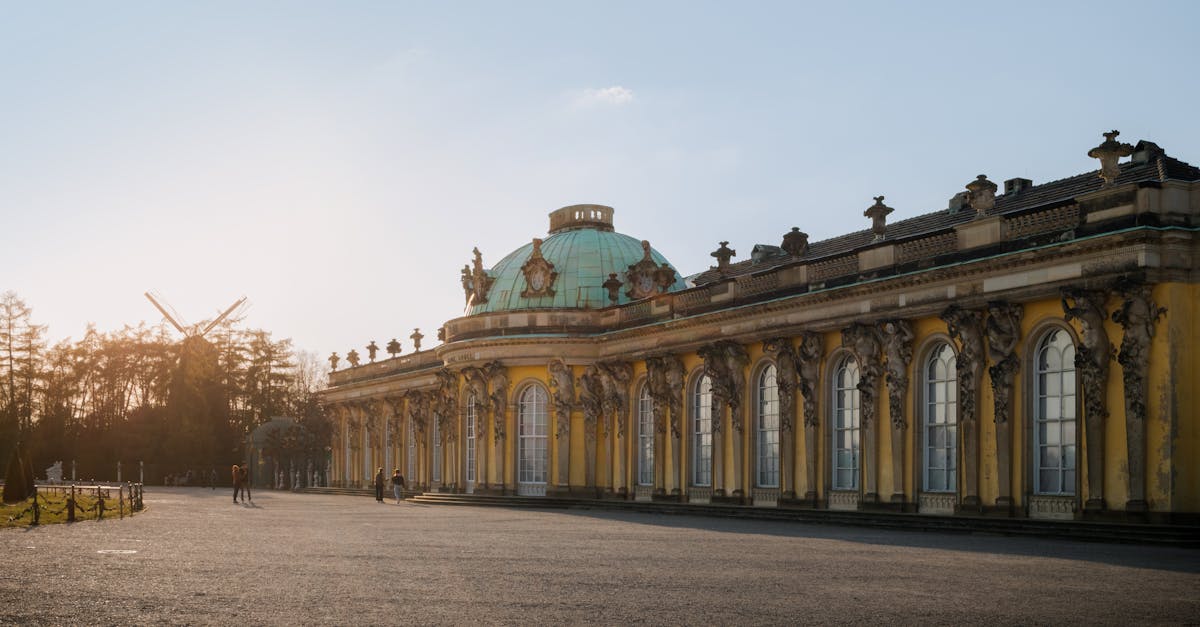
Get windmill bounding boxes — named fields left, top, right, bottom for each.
left=144, top=291, right=249, bottom=468
left=144, top=291, right=247, bottom=340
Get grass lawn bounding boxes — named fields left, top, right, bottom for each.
left=1, top=490, right=141, bottom=528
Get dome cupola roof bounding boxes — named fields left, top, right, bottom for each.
left=467, top=205, right=686, bottom=315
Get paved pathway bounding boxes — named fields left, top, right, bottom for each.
left=2, top=488, right=1197, bottom=625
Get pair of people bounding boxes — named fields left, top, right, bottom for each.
left=374, top=467, right=406, bottom=504
left=232, top=464, right=251, bottom=503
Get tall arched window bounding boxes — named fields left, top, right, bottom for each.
left=756, top=364, right=780, bottom=488
left=432, top=414, right=442, bottom=483
left=518, top=385, right=549, bottom=488
left=406, top=419, right=415, bottom=480
left=465, top=394, right=477, bottom=483
left=923, top=343, right=957, bottom=493
left=691, top=375, right=713, bottom=486
left=1034, top=329, right=1077, bottom=495
left=832, top=357, right=861, bottom=491
left=637, top=384, right=654, bottom=486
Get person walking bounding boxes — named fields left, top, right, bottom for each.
left=374, top=467, right=385, bottom=503
left=391, top=469, right=406, bottom=504
left=210, top=468, right=217, bottom=490
left=239, top=464, right=252, bottom=502
left=231, top=464, right=242, bottom=503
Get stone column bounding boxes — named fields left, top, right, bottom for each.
left=879, top=321, right=913, bottom=505
left=797, top=333, right=823, bottom=505
left=985, top=303, right=1022, bottom=511
left=942, top=305, right=985, bottom=510
left=844, top=323, right=883, bottom=504
left=1111, top=280, right=1166, bottom=513
left=1062, top=288, right=1112, bottom=511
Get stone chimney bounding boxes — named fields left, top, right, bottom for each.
left=1004, top=178, right=1033, bottom=195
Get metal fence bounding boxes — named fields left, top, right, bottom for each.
left=2, top=483, right=144, bottom=526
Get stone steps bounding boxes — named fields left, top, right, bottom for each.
left=301, top=488, right=1199, bottom=547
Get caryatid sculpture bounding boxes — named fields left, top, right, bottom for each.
left=1061, top=286, right=1111, bottom=510
left=941, top=304, right=985, bottom=508
left=797, top=332, right=823, bottom=502
left=879, top=320, right=913, bottom=504
left=842, top=322, right=883, bottom=502
left=1110, top=277, right=1166, bottom=511
left=985, top=301, right=1022, bottom=508
left=763, top=337, right=799, bottom=499
left=547, top=358, right=575, bottom=488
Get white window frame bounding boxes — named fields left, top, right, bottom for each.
left=832, top=357, right=861, bottom=491
left=432, top=414, right=442, bottom=483
left=756, top=364, right=780, bottom=488
left=518, top=385, right=549, bottom=485
left=637, top=383, right=654, bottom=486
left=1034, top=329, right=1077, bottom=495
left=406, top=419, right=415, bottom=480
left=922, top=343, right=957, bottom=493
left=690, top=375, right=713, bottom=487
left=466, top=394, right=477, bottom=483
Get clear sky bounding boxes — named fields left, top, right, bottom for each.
left=3, top=1, right=1198, bottom=360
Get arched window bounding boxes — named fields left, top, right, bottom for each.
left=406, top=419, right=415, bottom=480
left=1034, top=329, right=1077, bottom=495
left=691, top=375, right=713, bottom=486
left=832, top=357, right=861, bottom=491
left=432, top=414, right=442, bottom=483
left=637, top=383, right=654, bottom=486
left=465, top=394, right=477, bottom=483
left=923, top=343, right=957, bottom=493
left=518, top=385, right=549, bottom=487
left=756, top=364, right=780, bottom=488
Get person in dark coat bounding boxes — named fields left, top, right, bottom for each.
left=231, top=464, right=242, bottom=503
left=239, top=464, right=252, bottom=502
left=391, top=469, right=406, bottom=504
left=374, top=467, right=385, bottom=502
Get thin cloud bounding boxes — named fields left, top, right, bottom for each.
left=574, top=86, right=635, bottom=108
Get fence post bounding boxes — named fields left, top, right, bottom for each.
left=68, top=485, right=76, bottom=523
left=119, top=484, right=124, bottom=519
left=96, top=486, right=104, bottom=521
left=32, top=488, right=40, bottom=526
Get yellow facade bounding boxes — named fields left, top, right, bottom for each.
left=323, top=134, right=1200, bottom=523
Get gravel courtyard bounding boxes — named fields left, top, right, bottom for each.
left=1, top=487, right=1196, bottom=625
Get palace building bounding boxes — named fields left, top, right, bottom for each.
left=321, top=131, right=1199, bottom=522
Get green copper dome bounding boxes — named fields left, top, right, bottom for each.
left=467, top=205, right=687, bottom=315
